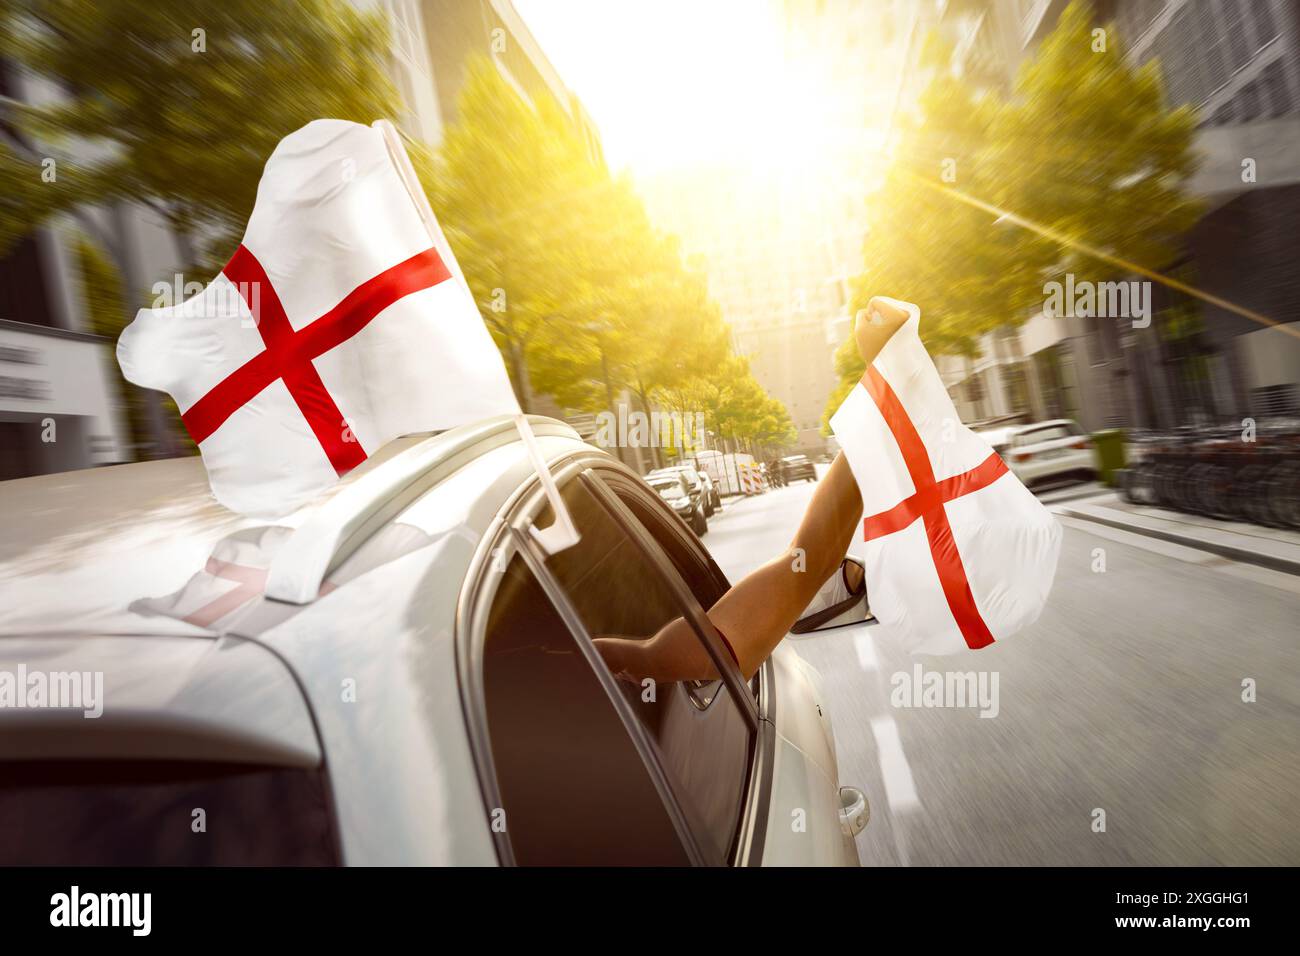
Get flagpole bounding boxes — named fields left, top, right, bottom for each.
left=373, top=119, right=580, bottom=555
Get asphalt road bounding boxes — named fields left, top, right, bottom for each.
left=702, top=466, right=1300, bottom=865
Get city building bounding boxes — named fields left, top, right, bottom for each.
left=0, top=64, right=129, bottom=480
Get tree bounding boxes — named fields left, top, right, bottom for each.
left=663, top=353, right=796, bottom=461
left=0, top=0, right=400, bottom=274
left=826, top=0, right=1201, bottom=432
left=428, top=57, right=738, bottom=434
left=0, top=0, right=401, bottom=455
left=426, top=58, right=616, bottom=412
left=987, top=1, right=1202, bottom=280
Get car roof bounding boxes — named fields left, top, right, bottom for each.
left=0, top=417, right=587, bottom=639
left=0, top=415, right=599, bottom=864
left=1019, top=419, right=1077, bottom=429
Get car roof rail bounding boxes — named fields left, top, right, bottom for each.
left=265, top=414, right=581, bottom=606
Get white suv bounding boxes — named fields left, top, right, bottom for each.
left=0, top=415, right=864, bottom=866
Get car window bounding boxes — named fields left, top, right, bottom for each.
left=597, top=470, right=754, bottom=705
left=648, top=476, right=683, bottom=499
left=0, top=761, right=339, bottom=864
left=539, top=477, right=752, bottom=861
left=481, top=552, right=692, bottom=866
left=1015, top=424, right=1077, bottom=445
left=598, top=471, right=729, bottom=610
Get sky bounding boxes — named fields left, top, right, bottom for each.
left=515, top=0, right=854, bottom=176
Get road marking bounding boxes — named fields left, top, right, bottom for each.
left=869, top=716, right=921, bottom=813
left=854, top=631, right=879, bottom=671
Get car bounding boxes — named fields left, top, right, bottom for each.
left=1004, top=419, right=1097, bottom=488
left=0, top=415, right=865, bottom=866
left=695, top=468, right=722, bottom=513
left=647, top=471, right=709, bottom=535
left=973, top=425, right=1017, bottom=457
left=781, top=454, right=818, bottom=483
left=648, top=464, right=718, bottom=517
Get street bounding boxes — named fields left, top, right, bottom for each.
left=703, top=466, right=1300, bottom=865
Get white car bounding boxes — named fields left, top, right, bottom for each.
left=1004, top=419, right=1096, bottom=488
left=0, top=415, right=865, bottom=866
left=648, top=464, right=720, bottom=516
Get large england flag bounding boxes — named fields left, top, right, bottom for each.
left=117, top=119, right=520, bottom=518
left=830, top=299, right=1061, bottom=655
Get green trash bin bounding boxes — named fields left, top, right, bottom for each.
left=1091, top=428, right=1126, bottom=487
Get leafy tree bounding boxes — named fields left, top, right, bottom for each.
left=827, top=0, right=1201, bottom=432
left=987, top=0, right=1202, bottom=280
left=0, top=0, right=401, bottom=455
left=0, top=0, right=399, bottom=273
left=426, top=58, right=622, bottom=412
left=428, top=57, right=739, bottom=435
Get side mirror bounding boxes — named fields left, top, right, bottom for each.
left=790, top=557, right=873, bottom=634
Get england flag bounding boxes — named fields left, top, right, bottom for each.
left=830, top=299, right=1061, bottom=655
left=117, top=119, right=520, bottom=518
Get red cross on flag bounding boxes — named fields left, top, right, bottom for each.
left=117, top=119, right=520, bottom=518
left=830, top=299, right=1061, bottom=655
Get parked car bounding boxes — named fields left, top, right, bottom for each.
left=648, top=464, right=718, bottom=516
left=0, top=415, right=865, bottom=866
left=647, top=471, right=709, bottom=534
left=695, top=468, right=722, bottom=513
left=1004, top=419, right=1096, bottom=487
left=973, top=425, right=1017, bottom=457
left=781, top=454, right=818, bottom=483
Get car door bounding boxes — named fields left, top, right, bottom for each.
left=459, top=458, right=771, bottom=865
left=595, top=468, right=860, bottom=867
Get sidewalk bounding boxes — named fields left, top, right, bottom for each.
left=1056, top=492, right=1300, bottom=576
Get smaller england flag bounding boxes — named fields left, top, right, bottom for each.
left=830, top=298, right=1061, bottom=655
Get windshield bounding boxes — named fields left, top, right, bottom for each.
left=664, top=468, right=699, bottom=488
left=648, top=479, right=682, bottom=499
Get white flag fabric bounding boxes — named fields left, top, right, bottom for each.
left=117, top=119, right=519, bottom=518
left=830, top=299, right=1061, bottom=655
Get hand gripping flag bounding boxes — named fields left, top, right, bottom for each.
left=830, top=299, right=1061, bottom=655
left=117, top=119, right=522, bottom=519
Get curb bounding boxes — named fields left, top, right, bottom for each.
left=1061, top=506, right=1300, bottom=577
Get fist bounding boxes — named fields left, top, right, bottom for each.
left=854, top=297, right=910, bottom=366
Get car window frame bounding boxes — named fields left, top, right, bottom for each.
left=456, top=451, right=747, bottom=866
left=583, top=464, right=776, bottom=865
left=591, top=467, right=731, bottom=609
left=578, top=471, right=758, bottom=726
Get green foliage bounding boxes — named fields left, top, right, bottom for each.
left=426, top=57, right=791, bottom=447
left=829, top=0, right=1202, bottom=433
left=987, top=1, right=1203, bottom=277
left=0, top=0, right=400, bottom=270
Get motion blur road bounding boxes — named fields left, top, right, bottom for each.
left=703, top=464, right=1300, bottom=865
